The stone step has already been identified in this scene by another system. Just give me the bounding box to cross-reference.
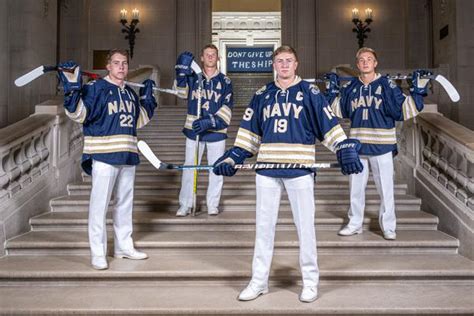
[82,169,359,182]
[66,181,408,196]
[0,282,472,315]
[29,210,436,232]
[0,253,472,283]
[49,194,422,212]
[6,230,458,255]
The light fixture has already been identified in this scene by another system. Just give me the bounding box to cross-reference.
[352,8,373,48]
[120,8,140,59]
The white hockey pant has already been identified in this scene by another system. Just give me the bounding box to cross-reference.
[88,160,136,257]
[348,152,396,232]
[179,138,225,209]
[251,174,319,288]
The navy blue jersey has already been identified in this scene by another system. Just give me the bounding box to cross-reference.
[63,77,156,174]
[234,76,347,178]
[326,74,424,156]
[174,70,233,142]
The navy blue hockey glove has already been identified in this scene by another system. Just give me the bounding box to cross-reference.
[139,79,157,103]
[58,60,82,95]
[175,51,194,77]
[335,139,363,175]
[324,72,340,96]
[410,69,432,96]
[192,115,216,135]
[213,147,248,177]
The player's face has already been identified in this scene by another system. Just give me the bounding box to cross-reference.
[201,48,218,68]
[107,53,129,81]
[356,52,377,75]
[273,52,298,80]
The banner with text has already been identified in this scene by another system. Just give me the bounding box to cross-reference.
[226,46,274,73]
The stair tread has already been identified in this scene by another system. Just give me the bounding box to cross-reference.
[0,253,472,279]
[50,194,422,207]
[7,230,459,249]
[0,283,472,314]
[31,210,437,225]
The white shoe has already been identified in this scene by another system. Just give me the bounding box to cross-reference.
[338,226,363,236]
[91,256,108,270]
[176,206,190,217]
[383,230,397,240]
[299,286,318,303]
[114,248,148,260]
[208,207,219,216]
[238,282,269,301]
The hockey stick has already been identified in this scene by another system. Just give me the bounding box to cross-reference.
[16,65,181,96]
[14,65,99,87]
[125,81,180,96]
[191,60,203,216]
[137,140,339,170]
[305,74,460,102]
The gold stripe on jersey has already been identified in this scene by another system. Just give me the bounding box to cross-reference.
[184,114,227,134]
[215,105,232,125]
[136,106,150,129]
[402,95,419,120]
[350,127,397,144]
[322,125,347,152]
[330,96,343,118]
[83,135,138,154]
[65,99,87,123]
[234,128,261,154]
[173,79,189,99]
[257,143,315,164]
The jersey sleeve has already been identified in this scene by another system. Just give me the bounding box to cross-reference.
[173,74,195,100]
[213,78,233,130]
[381,78,424,121]
[233,93,262,157]
[135,88,157,129]
[307,85,347,152]
[63,81,102,124]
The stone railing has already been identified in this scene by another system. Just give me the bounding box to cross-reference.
[0,66,160,256]
[396,110,474,260]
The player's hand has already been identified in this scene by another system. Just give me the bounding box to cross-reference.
[335,138,363,175]
[410,69,432,96]
[175,51,194,77]
[324,72,340,96]
[192,115,215,135]
[58,60,82,94]
[140,79,156,101]
[213,147,248,177]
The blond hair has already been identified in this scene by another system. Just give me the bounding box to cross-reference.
[356,47,377,61]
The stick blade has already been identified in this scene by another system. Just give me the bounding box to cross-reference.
[137,140,165,170]
[14,66,48,87]
[434,74,460,103]
[191,61,202,75]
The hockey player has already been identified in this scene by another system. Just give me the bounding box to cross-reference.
[174,44,233,216]
[58,49,157,270]
[324,47,430,240]
[213,45,363,302]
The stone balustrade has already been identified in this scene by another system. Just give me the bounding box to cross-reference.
[416,113,474,210]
